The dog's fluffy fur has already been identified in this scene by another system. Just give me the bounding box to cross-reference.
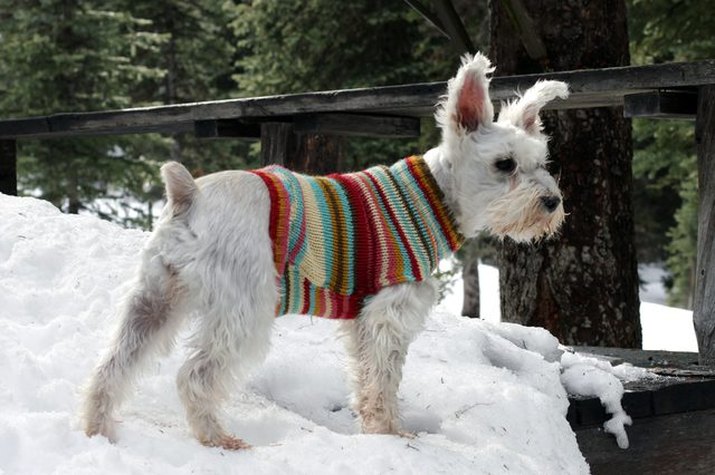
[82,53,568,449]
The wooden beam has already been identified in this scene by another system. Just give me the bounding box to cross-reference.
[569,379,715,428]
[624,90,698,119]
[403,0,451,39]
[432,0,476,55]
[571,347,715,471]
[694,85,715,365]
[576,409,715,475]
[501,0,548,63]
[0,60,714,140]
[194,119,260,139]
[0,139,17,196]
[294,113,420,138]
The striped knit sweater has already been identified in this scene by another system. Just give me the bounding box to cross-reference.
[250,155,464,319]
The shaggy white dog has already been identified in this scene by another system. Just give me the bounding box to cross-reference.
[82,53,568,450]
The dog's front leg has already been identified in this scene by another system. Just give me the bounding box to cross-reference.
[341,281,436,435]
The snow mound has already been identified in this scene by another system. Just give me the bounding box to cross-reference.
[1,193,642,474]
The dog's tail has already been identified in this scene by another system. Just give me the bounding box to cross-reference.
[161,161,198,216]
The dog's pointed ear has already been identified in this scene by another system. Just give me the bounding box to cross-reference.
[499,80,569,134]
[438,53,495,135]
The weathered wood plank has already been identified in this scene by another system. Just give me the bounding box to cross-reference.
[574,346,700,369]
[694,85,715,365]
[1,60,714,139]
[568,380,715,428]
[576,409,715,475]
[568,348,715,429]
[294,113,420,138]
[432,0,475,55]
[403,0,451,39]
[0,139,17,196]
[624,90,698,119]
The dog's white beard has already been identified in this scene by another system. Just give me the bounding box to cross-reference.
[484,183,564,242]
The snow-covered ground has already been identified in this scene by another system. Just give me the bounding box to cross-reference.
[0,193,693,474]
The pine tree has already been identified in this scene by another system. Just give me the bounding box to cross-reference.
[0,0,167,225]
[119,0,254,175]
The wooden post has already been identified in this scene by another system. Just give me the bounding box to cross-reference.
[694,85,715,365]
[0,139,17,196]
[260,122,296,166]
[260,122,343,174]
[294,134,343,175]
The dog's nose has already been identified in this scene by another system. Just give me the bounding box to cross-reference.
[541,195,561,213]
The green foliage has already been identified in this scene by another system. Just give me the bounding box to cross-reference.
[666,175,698,307]
[628,0,714,307]
[0,0,255,227]
[0,0,169,220]
[0,1,165,114]
[230,0,428,95]
[629,0,715,64]
[118,0,257,176]
[227,0,488,170]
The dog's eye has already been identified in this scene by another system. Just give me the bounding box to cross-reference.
[495,158,517,174]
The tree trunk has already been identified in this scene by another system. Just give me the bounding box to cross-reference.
[490,0,642,347]
[461,256,480,318]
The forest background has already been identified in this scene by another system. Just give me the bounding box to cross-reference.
[0,0,711,309]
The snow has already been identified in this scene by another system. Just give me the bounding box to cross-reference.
[559,352,646,450]
[0,193,694,474]
[440,262,698,353]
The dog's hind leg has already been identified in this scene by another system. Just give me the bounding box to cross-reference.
[174,172,277,450]
[82,236,190,443]
[175,255,276,450]
[341,280,436,435]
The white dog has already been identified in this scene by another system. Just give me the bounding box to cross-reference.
[82,53,568,450]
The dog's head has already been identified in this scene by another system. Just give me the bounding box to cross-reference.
[435,53,568,242]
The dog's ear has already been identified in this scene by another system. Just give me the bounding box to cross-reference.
[438,53,495,135]
[498,80,569,134]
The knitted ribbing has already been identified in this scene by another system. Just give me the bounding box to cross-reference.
[250,155,464,319]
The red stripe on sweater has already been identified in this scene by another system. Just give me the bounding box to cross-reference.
[404,157,463,251]
[251,170,290,276]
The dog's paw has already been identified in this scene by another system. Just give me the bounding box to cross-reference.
[84,417,118,443]
[397,430,417,439]
[202,434,252,451]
